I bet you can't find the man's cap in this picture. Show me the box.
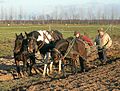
[74,31,80,35]
[98,28,104,32]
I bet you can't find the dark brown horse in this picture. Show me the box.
[51,37,87,73]
[13,33,36,78]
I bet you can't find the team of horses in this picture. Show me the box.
[13,30,88,78]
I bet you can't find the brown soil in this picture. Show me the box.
[28,60,120,91]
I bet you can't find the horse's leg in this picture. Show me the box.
[79,56,85,72]
[29,59,33,75]
[29,55,36,76]
[43,53,49,77]
[72,59,77,74]
[59,59,62,74]
[43,64,47,77]
[22,54,29,77]
[50,61,53,74]
[72,54,78,73]
[15,60,22,78]
[23,59,28,76]
[31,56,38,75]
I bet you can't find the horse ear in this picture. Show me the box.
[25,32,28,36]
[20,33,22,36]
[15,33,17,37]
[20,33,24,38]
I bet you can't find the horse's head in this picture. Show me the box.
[51,30,63,42]
[14,33,24,54]
[26,35,37,53]
[25,31,31,38]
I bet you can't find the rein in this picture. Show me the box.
[53,48,61,54]
[37,41,45,51]
[62,37,76,59]
[37,33,46,51]
[43,32,52,42]
[37,31,53,51]
[53,38,76,60]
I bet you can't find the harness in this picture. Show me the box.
[63,37,76,59]
[54,37,76,59]
[43,32,53,42]
[37,34,45,51]
[54,37,87,61]
[37,31,53,51]
[53,38,76,59]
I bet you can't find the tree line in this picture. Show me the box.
[0,5,120,25]
[0,20,120,25]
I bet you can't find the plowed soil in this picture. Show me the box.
[0,37,120,91]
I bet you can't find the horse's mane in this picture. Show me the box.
[26,31,40,39]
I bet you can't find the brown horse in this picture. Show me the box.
[51,37,87,74]
[13,33,36,78]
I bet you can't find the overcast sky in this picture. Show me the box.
[0,0,119,12]
[0,0,120,19]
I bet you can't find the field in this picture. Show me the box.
[0,24,120,90]
[0,24,120,57]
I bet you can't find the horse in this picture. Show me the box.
[25,30,63,56]
[51,37,87,75]
[13,33,36,78]
[25,30,63,76]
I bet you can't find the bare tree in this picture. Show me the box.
[111,7,116,20]
[0,6,4,20]
[71,7,77,20]
[9,7,13,20]
[87,7,95,20]
[18,8,23,20]
[78,7,84,20]
[38,15,45,24]
[53,7,59,20]
[4,9,8,20]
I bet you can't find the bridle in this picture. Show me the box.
[14,38,23,54]
[27,37,37,53]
